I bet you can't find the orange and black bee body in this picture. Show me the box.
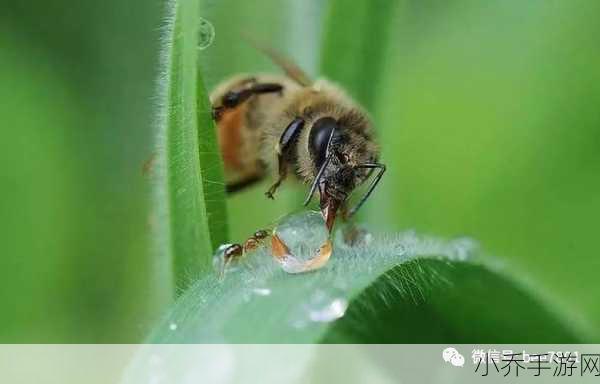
[210,51,385,233]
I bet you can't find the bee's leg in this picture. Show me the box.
[347,163,386,217]
[212,83,283,121]
[265,117,305,199]
[265,154,288,199]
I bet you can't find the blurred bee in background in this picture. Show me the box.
[211,46,385,262]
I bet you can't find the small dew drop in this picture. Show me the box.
[197,17,215,50]
[252,287,271,296]
[169,322,177,331]
[308,298,348,323]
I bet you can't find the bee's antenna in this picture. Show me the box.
[348,163,386,217]
[303,128,337,206]
[303,153,332,206]
[242,35,312,87]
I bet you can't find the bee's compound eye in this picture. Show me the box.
[309,117,338,168]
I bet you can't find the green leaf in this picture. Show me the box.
[196,64,229,250]
[0,1,168,342]
[369,0,600,337]
[320,0,400,111]
[155,0,228,292]
[324,259,580,343]
[140,212,580,344]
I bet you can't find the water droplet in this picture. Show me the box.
[197,17,215,50]
[308,298,348,322]
[252,287,271,296]
[275,211,328,257]
[289,289,349,327]
[169,322,177,331]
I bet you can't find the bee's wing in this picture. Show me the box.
[244,37,312,87]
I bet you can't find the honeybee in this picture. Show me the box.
[211,47,385,261]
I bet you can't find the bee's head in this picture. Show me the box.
[308,116,379,232]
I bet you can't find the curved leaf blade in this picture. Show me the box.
[196,65,228,250]
[320,0,399,110]
[324,259,581,343]
[140,212,578,344]
[154,0,228,292]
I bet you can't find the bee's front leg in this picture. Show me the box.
[265,154,288,199]
[265,117,305,199]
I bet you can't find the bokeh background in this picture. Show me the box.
[1,0,599,342]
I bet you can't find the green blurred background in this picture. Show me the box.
[1,0,599,342]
